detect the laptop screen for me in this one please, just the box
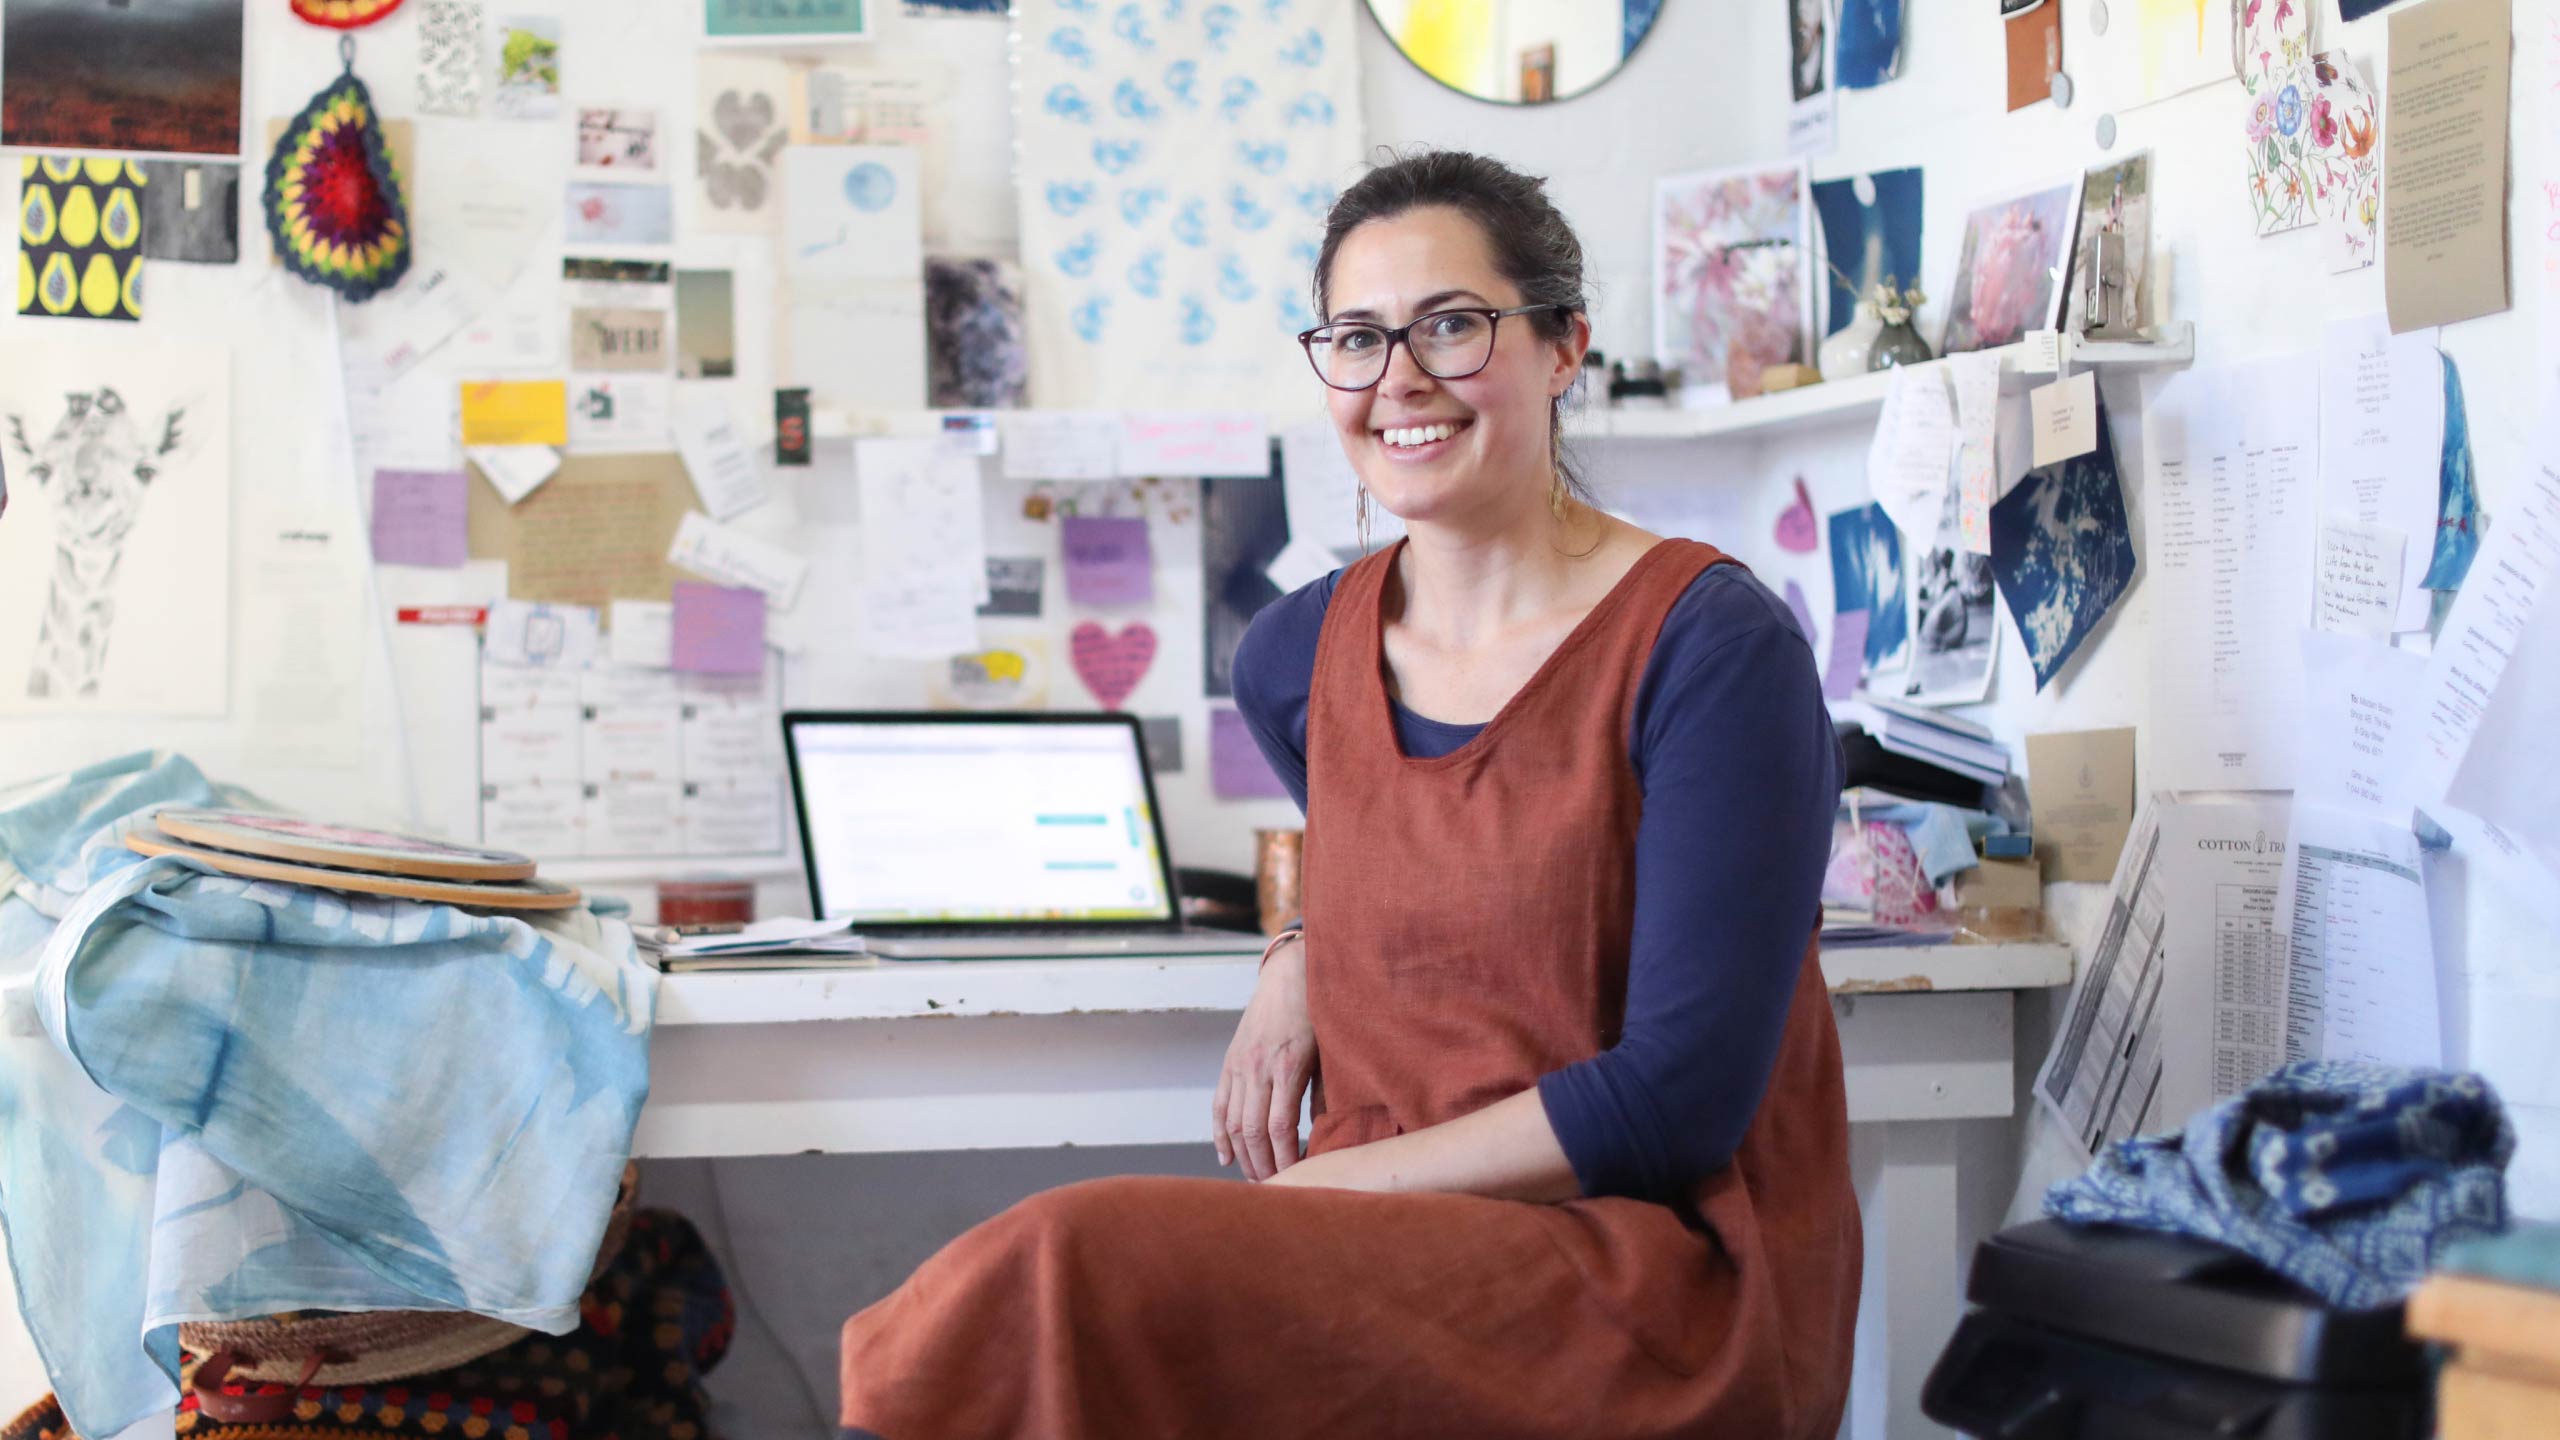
[784,714,1177,925]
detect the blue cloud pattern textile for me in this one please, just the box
[1016,0,1362,408]
[0,753,655,1438]
[2047,1059,2514,1310]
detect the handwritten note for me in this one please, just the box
[1867,365,1956,542]
[2298,628,2427,814]
[668,511,811,610]
[855,437,986,658]
[371,469,468,567]
[675,393,768,520]
[2029,370,2099,469]
[1950,350,2002,555]
[671,582,767,676]
[1061,515,1154,605]
[1119,412,1269,478]
[2314,519,2407,639]
[999,411,1120,480]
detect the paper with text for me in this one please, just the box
[1120,412,1270,478]
[854,437,985,658]
[2319,315,2441,630]
[2279,803,2437,1069]
[2313,518,2407,639]
[2296,628,2427,815]
[667,511,811,611]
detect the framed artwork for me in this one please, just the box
[1653,160,1812,404]
[1939,175,2081,354]
[1,0,244,157]
[704,0,868,43]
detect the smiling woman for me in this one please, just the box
[835,151,1859,1440]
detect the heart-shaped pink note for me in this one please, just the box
[1070,620,1157,710]
[1775,476,1819,554]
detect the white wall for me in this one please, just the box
[4,0,2557,1433]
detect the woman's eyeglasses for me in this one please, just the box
[1296,303,1566,392]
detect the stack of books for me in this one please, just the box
[1860,695,2012,788]
[2407,1222,2560,1438]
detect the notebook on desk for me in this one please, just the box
[781,711,1273,959]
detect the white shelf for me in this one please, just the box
[651,938,2075,1027]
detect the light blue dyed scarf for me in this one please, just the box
[0,753,655,1438]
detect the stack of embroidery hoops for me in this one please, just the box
[124,809,579,912]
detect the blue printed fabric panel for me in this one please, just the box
[1014,0,1364,409]
[2047,1058,2513,1311]
[0,752,657,1439]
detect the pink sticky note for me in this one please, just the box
[1061,515,1154,606]
[671,582,766,675]
[1822,609,1870,702]
[1775,477,1819,554]
[371,469,469,567]
[1209,706,1289,799]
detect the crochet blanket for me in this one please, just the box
[2047,1058,2512,1309]
[0,753,656,1438]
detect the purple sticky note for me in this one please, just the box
[1209,706,1289,799]
[671,582,766,676]
[371,469,468,567]
[1823,609,1870,702]
[1061,514,1154,606]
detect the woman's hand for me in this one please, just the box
[1213,933,1314,1181]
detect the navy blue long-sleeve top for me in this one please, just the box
[1231,559,1843,1204]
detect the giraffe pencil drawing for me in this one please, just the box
[6,389,188,700]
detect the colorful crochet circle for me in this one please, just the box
[265,66,409,302]
[290,0,408,28]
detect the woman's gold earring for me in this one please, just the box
[1549,473,1568,521]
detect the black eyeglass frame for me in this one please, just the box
[1295,303,1570,391]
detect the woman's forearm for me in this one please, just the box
[1265,1087,1582,1203]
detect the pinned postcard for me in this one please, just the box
[1828,502,1909,676]
[575,105,659,174]
[1120,413,1269,478]
[568,375,672,454]
[782,145,923,282]
[978,556,1045,617]
[668,511,810,610]
[2025,728,2136,883]
[490,15,563,121]
[461,380,569,446]
[674,393,767,519]
[564,183,675,246]
[1990,389,2136,692]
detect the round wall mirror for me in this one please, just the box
[1365,0,1666,104]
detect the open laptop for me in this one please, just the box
[782,711,1274,959]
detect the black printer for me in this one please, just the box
[1922,1220,2432,1439]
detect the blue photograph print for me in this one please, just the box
[1989,394,2138,691]
[1835,0,1904,89]
[1812,167,1922,336]
[2423,350,2480,593]
[1829,501,1909,674]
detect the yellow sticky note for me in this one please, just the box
[460,380,569,447]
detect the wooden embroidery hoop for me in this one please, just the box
[152,808,538,882]
[125,824,579,912]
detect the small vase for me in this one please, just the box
[1819,308,1884,382]
[1866,319,1934,371]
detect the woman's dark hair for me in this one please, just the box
[1312,148,1592,507]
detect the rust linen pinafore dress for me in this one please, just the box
[838,539,1861,1440]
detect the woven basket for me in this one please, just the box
[179,1163,638,1400]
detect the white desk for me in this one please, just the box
[638,940,2074,1440]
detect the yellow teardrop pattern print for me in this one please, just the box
[37,252,76,315]
[39,156,78,184]
[16,253,33,315]
[20,181,55,247]
[100,186,140,251]
[119,256,143,318]
[59,185,99,249]
[81,157,123,186]
[80,253,121,318]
